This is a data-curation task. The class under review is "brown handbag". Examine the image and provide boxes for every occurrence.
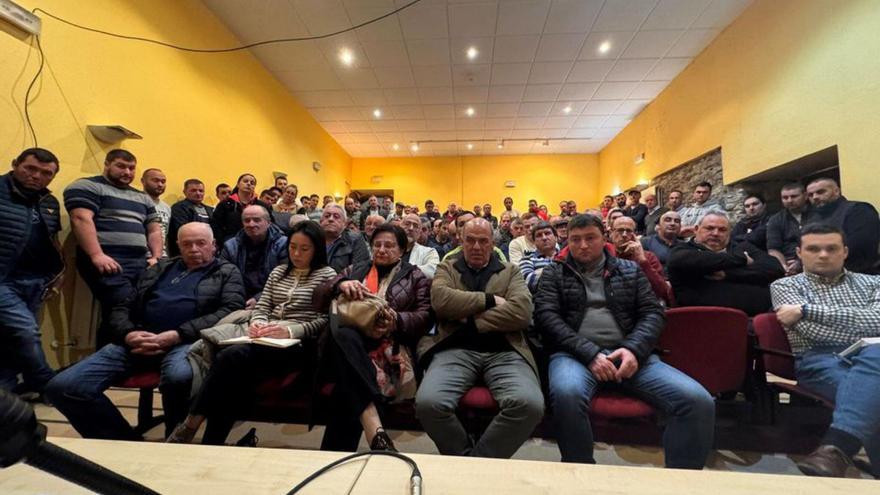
[333,293,387,339]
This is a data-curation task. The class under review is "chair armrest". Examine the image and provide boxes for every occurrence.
[753,345,794,359]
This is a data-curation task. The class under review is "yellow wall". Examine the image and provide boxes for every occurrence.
[351,154,599,213]
[598,0,880,207]
[1,0,351,364]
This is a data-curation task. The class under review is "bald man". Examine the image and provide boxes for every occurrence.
[220,204,288,308]
[46,222,245,440]
[416,218,543,459]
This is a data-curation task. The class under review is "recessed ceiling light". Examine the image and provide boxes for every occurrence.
[465,107,475,117]
[598,40,611,54]
[372,108,382,119]
[562,105,572,114]
[497,140,504,149]
[466,46,478,60]
[392,143,399,151]
[410,142,419,152]
[339,48,354,66]
[466,143,474,150]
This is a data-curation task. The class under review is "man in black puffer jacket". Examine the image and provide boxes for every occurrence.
[535,214,714,468]
[46,223,245,440]
[0,148,64,395]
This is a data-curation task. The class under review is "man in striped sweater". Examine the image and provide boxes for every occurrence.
[519,221,559,293]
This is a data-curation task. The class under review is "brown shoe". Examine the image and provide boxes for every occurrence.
[797,445,852,477]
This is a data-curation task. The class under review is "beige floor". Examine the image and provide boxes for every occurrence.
[34,388,873,480]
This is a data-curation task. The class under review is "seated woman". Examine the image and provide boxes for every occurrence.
[314,224,433,452]
[167,221,336,444]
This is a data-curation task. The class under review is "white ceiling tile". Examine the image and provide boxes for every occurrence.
[583,100,624,115]
[606,59,657,82]
[333,133,354,144]
[518,102,553,117]
[523,84,561,102]
[693,0,752,29]
[579,31,636,60]
[454,86,490,103]
[645,57,692,80]
[621,30,683,59]
[293,90,354,107]
[558,82,599,100]
[448,2,498,37]
[374,132,404,142]
[643,0,711,30]
[396,120,428,131]
[493,36,541,63]
[321,121,348,133]
[629,80,669,99]
[251,42,325,71]
[412,65,453,87]
[337,68,380,89]
[592,0,657,31]
[348,132,379,144]
[544,0,604,34]
[398,2,449,39]
[514,117,546,129]
[593,81,637,99]
[425,119,457,130]
[615,99,651,116]
[487,103,520,118]
[318,33,366,67]
[349,89,388,106]
[497,1,551,35]
[484,118,517,130]
[449,37,495,65]
[490,64,532,85]
[456,130,485,140]
[349,6,404,41]
[573,115,607,128]
[567,60,615,82]
[295,0,353,35]
[428,130,460,141]
[418,86,455,104]
[489,85,526,103]
[566,127,597,138]
[453,64,492,86]
[535,34,587,62]
[361,40,411,67]
[667,28,719,57]
[594,127,624,138]
[389,105,425,119]
[272,67,343,91]
[333,106,364,120]
[543,116,578,128]
[603,115,633,127]
[370,120,400,133]
[407,39,452,66]
[309,107,337,122]
[360,106,389,120]
[528,62,572,84]
[383,88,420,104]
[509,129,543,139]
[456,118,486,130]
[541,128,570,138]
[550,101,587,114]
[343,121,373,133]
[374,67,416,88]
[422,105,456,119]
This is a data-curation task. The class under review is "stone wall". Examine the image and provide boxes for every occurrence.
[652,148,747,222]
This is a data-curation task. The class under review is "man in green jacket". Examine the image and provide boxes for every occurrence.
[416,217,543,458]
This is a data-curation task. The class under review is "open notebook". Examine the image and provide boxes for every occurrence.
[219,336,301,348]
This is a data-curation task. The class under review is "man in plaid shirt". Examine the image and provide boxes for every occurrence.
[770,224,880,478]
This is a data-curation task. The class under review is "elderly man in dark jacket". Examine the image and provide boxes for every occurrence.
[220,204,287,308]
[0,148,64,395]
[535,214,714,468]
[322,204,371,273]
[45,223,244,440]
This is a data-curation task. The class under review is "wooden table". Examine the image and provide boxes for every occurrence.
[0,437,874,494]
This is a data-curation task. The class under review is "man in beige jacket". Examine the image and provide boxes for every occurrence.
[416,218,543,458]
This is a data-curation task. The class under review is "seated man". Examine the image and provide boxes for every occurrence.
[730,194,769,250]
[416,218,543,458]
[220,204,287,309]
[535,214,714,467]
[549,215,568,248]
[766,182,808,276]
[442,211,507,262]
[609,216,672,305]
[401,213,440,278]
[771,224,880,477]
[507,212,539,265]
[668,212,784,315]
[519,221,560,293]
[45,223,245,439]
[640,210,682,271]
[322,203,370,273]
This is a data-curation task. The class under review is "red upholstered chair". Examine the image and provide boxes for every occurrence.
[591,392,655,419]
[658,306,750,396]
[752,313,834,409]
[115,370,165,435]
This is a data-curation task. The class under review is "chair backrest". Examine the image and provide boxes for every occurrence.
[752,312,796,380]
[658,306,749,395]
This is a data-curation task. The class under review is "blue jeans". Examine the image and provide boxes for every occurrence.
[45,342,192,440]
[548,352,715,468]
[0,277,56,392]
[796,344,880,474]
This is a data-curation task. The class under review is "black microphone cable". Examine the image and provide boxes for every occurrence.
[286,450,422,495]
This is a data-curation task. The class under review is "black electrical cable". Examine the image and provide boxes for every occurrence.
[23,34,44,147]
[286,450,422,495]
[32,0,423,53]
